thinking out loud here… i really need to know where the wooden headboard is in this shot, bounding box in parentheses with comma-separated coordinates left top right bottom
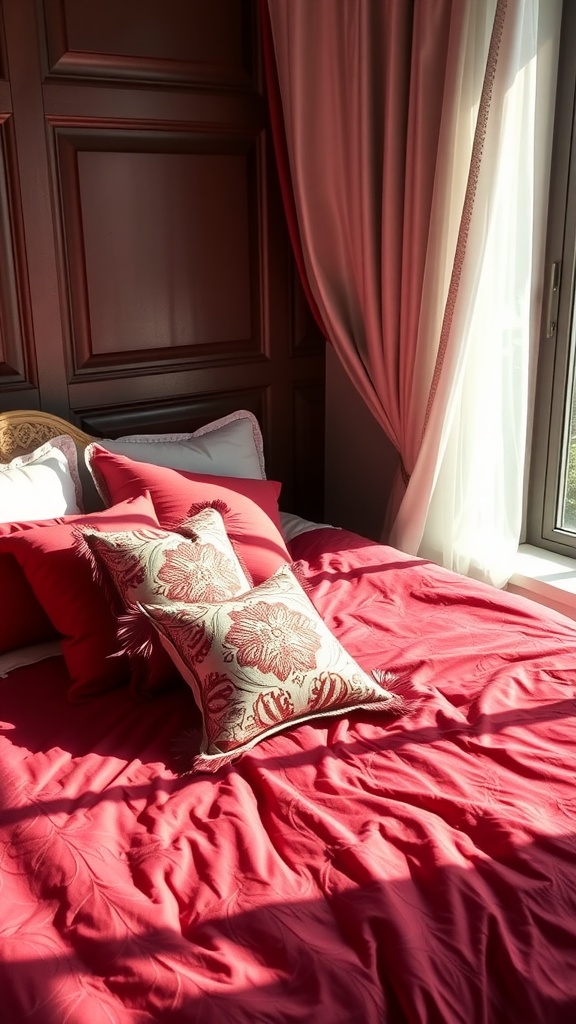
(0, 410, 94, 463)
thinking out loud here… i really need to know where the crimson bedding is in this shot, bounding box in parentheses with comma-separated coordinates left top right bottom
(2, 524, 576, 1023)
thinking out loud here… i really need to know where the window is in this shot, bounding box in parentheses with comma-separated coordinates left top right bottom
(528, 0, 576, 555)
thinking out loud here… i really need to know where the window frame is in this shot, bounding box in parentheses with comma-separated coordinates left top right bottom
(527, 0, 576, 556)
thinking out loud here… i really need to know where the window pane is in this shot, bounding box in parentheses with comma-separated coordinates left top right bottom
(560, 296, 576, 532)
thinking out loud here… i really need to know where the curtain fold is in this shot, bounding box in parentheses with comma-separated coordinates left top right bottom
(266, 0, 454, 453)
(259, 0, 327, 336)
(266, 0, 560, 587)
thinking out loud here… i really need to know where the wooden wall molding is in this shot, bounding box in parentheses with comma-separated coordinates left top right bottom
(51, 126, 265, 380)
(76, 388, 267, 441)
(41, 87, 264, 132)
(41, 0, 254, 89)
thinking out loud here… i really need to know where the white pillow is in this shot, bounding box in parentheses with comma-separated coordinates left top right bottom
(96, 411, 266, 479)
(279, 511, 337, 542)
(0, 641, 62, 677)
(0, 435, 83, 522)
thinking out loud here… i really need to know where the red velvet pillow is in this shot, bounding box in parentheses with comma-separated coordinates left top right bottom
(85, 444, 291, 585)
(0, 514, 78, 656)
(0, 555, 57, 654)
(0, 493, 162, 701)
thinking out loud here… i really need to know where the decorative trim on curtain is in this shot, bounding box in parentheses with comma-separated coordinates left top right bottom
(422, 0, 508, 444)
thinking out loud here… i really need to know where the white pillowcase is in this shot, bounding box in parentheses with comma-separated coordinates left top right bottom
(279, 511, 337, 542)
(0, 641, 62, 677)
(96, 411, 266, 479)
(0, 435, 83, 522)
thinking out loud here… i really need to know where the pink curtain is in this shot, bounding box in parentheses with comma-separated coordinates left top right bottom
(264, 0, 561, 587)
(264, 0, 461, 482)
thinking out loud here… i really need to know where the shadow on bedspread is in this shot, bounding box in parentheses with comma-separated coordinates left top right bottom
(1, 836, 575, 1024)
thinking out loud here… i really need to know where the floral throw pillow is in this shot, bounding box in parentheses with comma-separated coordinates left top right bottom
(139, 564, 403, 773)
(82, 506, 251, 608)
(82, 507, 252, 694)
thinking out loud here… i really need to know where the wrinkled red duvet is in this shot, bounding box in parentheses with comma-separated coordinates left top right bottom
(1, 528, 576, 1023)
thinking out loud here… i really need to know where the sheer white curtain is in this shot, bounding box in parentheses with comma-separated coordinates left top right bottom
(390, 0, 562, 586)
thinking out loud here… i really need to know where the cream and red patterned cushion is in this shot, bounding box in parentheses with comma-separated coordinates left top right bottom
(139, 564, 402, 772)
(82, 506, 251, 609)
(82, 506, 252, 695)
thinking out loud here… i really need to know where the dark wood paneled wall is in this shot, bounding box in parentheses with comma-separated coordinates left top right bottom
(0, 0, 325, 519)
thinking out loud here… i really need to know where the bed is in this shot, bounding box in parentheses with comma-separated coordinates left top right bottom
(1, 408, 575, 1024)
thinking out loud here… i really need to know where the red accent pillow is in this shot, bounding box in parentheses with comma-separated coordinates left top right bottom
(0, 514, 81, 656)
(0, 493, 162, 701)
(85, 444, 291, 585)
(0, 555, 56, 654)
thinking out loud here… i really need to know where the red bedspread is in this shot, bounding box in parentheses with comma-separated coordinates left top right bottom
(1, 528, 576, 1023)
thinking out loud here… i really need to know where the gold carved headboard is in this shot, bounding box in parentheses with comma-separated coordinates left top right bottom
(0, 410, 94, 462)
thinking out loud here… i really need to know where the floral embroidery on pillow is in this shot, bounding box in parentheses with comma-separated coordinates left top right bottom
(225, 600, 322, 679)
(139, 564, 405, 773)
(158, 539, 244, 603)
(82, 506, 252, 609)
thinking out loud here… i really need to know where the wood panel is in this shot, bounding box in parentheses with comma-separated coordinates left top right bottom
(54, 128, 260, 376)
(0, 12, 36, 405)
(0, 4, 6, 83)
(1, 0, 70, 413)
(291, 269, 324, 355)
(292, 380, 325, 521)
(42, 0, 252, 87)
(76, 389, 267, 440)
(0, 0, 326, 517)
(0, 115, 36, 396)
